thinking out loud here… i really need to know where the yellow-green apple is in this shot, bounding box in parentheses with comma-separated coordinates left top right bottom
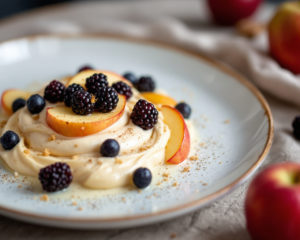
(245, 162, 300, 240)
(161, 105, 190, 164)
(46, 95, 126, 137)
(67, 70, 132, 87)
(141, 92, 177, 107)
(1, 89, 31, 115)
(207, 0, 262, 26)
(268, 1, 300, 74)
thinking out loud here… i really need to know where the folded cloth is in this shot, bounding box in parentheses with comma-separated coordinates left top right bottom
(39, 17, 300, 106)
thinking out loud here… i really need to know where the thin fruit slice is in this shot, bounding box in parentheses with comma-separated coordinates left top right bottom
(46, 95, 126, 137)
(141, 92, 176, 106)
(1, 89, 31, 115)
(67, 70, 132, 87)
(161, 105, 190, 164)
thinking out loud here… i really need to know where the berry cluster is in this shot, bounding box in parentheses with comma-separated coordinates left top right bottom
(130, 99, 159, 130)
(62, 72, 137, 115)
(123, 72, 156, 92)
(44, 80, 66, 103)
(39, 162, 73, 192)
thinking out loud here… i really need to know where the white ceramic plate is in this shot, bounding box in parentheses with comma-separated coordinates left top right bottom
(0, 35, 273, 229)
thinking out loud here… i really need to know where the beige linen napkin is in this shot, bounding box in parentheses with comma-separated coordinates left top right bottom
(33, 17, 300, 106)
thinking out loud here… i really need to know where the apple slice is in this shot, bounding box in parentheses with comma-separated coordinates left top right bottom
(46, 95, 126, 137)
(161, 105, 190, 164)
(67, 70, 132, 87)
(141, 92, 176, 107)
(1, 89, 31, 115)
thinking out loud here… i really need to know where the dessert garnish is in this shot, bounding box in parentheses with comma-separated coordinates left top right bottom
(133, 167, 152, 189)
(135, 76, 156, 92)
(27, 94, 46, 114)
(123, 72, 137, 85)
(112, 81, 133, 100)
(85, 73, 108, 95)
(71, 90, 94, 115)
(12, 98, 26, 113)
(64, 83, 85, 107)
(39, 162, 73, 193)
(94, 87, 119, 113)
(175, 102, 192, 119)
(130, 99, 158, 130)
(0, 130, 20, 150)
(44, 80, 66, 103)
(0, 68, 193, 193)
(77, 65, 94, 73)
(100, 139, 120, 157)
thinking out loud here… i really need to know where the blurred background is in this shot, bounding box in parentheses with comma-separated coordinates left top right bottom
(0, 0, 286, 19)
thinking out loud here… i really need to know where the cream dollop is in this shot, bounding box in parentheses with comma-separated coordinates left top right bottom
(0, 89, 170, 189)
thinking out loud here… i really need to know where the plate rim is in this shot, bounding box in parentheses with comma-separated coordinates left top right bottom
(0, 34, 274, 224)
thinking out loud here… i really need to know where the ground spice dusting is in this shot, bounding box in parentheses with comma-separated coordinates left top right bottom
(32, 115, 40, 121)
(48, 135, 56, 141)
(43, 148, 50, 156)
(40, 195, 49, 202)
(115, 158, 123, 164)
(23, 149, 30, 155)
(189, 156, 198, 161)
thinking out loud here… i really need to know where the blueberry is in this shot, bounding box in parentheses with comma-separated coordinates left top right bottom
(133, 168, 152, 189)
(77, 65, 94, 73)
(135, 76, 156, 92)
(175, 102, 192, 119)
(0, 130, 20, 150)
(100, 139, 120, 157)
(27, 94, 46, 114)
(123, 72, 137, 84)
(12, 98, 26, 113)
(292, 116, 300, 140)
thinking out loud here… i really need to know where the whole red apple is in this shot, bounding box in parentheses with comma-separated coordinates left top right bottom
(268, 1, 300, 74)
(245, 162, 300, 240)
(207, 0, 262, 26)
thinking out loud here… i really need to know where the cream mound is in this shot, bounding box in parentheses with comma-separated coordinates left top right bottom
(0, 88, 170, 189)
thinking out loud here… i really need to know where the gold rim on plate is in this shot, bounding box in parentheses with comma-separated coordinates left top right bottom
(0, 34, 274, 224)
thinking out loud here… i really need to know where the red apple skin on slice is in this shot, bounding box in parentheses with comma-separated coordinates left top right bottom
(46, 95, 126, 137)
(161, 105, 190, 164)
(1, 89, 31, 115)
(67, 70, 133, 87)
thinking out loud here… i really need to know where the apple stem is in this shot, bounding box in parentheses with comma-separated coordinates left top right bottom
(293, 172, 300, 184)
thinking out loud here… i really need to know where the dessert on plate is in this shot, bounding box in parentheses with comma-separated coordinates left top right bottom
(0, 66, 192, 193)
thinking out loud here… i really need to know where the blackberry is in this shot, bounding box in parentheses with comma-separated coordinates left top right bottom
(77, 64, 93, 73)
(85, 73, 108, 95)
(175, 102, 192, 119)
(123, 72, 137, 84)
(27, 94, 46, 114)
(64, 83, 85, 107)
(71, 90, 94, 115)
(130, 99, 158, 130)
(292, 116, 300, 140)
(12, 98, 26, 113)
(39, 162, 73, 193)
(135, 76, 156, 92)
(112, 81, 132, 100)
(94, 87, 119, 113)
(0, 130, 20, 150)
(133, 168, 152, 189)
(44, 80, 66, 103)
(100, 139, 120, 157)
